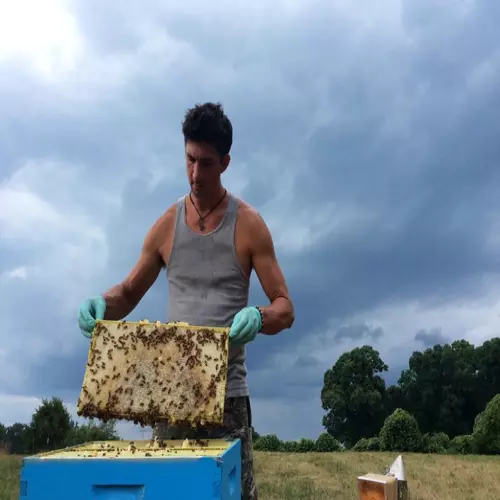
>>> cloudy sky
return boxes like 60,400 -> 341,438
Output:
1,0 -> 499,441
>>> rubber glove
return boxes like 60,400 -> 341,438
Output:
78,295 -> 106,339
229,307 -> 262,346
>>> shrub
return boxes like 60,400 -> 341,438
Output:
353,437 -> 380,452
281,441 -> 299,452
448,434 -> 473,455
422,432 -> 450,453
379,408 -> 422,452
253,434 -> 282,452
472,394 -> 500,454
296,438 -> 316,453
315,432 -> 341,452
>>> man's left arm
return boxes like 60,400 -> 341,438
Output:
251,213 -> 295,335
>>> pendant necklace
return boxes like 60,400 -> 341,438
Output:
189,189 -> 227,232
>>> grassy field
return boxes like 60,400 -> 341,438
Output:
2,451 -> 500,499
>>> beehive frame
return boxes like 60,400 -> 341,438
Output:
77,320 -> 229,427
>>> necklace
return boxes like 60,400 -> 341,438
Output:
189,189 -> 227,232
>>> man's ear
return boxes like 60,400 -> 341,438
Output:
220,153 -> 231,173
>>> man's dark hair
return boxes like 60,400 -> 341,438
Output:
182,102 -> 233,158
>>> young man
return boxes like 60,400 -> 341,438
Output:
78,102 -> 295,499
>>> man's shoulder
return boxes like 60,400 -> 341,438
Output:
233,195 -> 270,235
149,201 -> 179,236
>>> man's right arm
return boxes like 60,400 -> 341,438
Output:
101,214 -> 168,320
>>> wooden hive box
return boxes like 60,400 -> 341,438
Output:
358,473 -> 397,500
77,320 -> 229,427
19,439 -> 241,500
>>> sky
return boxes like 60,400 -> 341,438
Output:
1,0 -> 499,442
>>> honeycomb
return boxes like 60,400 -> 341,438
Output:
77,320 -> 229,427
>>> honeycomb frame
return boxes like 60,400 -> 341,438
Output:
77,320 -> 229,427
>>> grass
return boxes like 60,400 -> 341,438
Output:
2,451 -> 500,499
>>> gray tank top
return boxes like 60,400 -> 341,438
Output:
165,192 -> 250,398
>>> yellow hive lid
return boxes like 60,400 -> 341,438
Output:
34,439 -> 233,459
77,320 -> 229,427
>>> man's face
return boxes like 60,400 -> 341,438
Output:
185,140 -> 229,196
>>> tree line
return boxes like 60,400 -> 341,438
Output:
319,339 -> 500,453
0,397 -> 119,455
253,338 -> 500,454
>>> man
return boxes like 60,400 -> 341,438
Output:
78,102 -> 294,499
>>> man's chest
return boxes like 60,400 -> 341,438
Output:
159,210 -> 252,280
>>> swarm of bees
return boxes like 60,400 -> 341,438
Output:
77,319 -> 229,428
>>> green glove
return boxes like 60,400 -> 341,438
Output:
229,307 -> 262,346
78,295 -> 106,338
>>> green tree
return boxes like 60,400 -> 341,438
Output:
253,434 -> 282,451
295,438 -> 315,453
475,339 -> 500,409
65,419 -> 119,446
30,397 -> 73,452
321,346 -> 388,447
352,436 -> 380,451
472,394 -> 500,454
422,432 -> 450,453
5,423 -> 31,454
251,426 -> 260,443
448,434 -> 473,455
315,432 -> 341,452
281,441 -> 298,452
0,422 -> 5,442
379,408 -> 422,452
398,340 -> 479,437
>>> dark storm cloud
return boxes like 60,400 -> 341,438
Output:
415,328 -> 449,347
2,0 -> 500,439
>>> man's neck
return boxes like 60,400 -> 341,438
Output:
190,185 -> 227,212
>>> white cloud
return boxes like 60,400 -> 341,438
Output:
0,0 -> 83,80
0,266 -> 29,281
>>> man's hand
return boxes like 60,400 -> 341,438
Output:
78,296 -> 106,338
229,307 -> 262,346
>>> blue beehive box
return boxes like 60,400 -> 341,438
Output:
19,438 -> 241,500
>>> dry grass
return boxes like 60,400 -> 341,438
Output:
254,451 -> 500,500
0,455 -> 22,500
1,451 -> 500,499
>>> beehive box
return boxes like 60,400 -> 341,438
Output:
77,320 -> 229,427
358,473 -> 397,500
18,439 -> 241,500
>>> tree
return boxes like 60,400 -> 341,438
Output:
315,432 -> 341,452
251,426 -> 260,443
379,408 -> 422,452
295,438 -> 315,453
422,432 -> 450,453
65,419 -> 120,446
398,340 -> 479,437
5,423 -> 31,454
475,339 -> 500,409
30,397 -> 73,452
253,434 -> 282,451
353,437 -> 380,451
321,346 -> 388,447
0,422 -> 5,442
448,435 -> 473,455
472,394 -> 500,454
